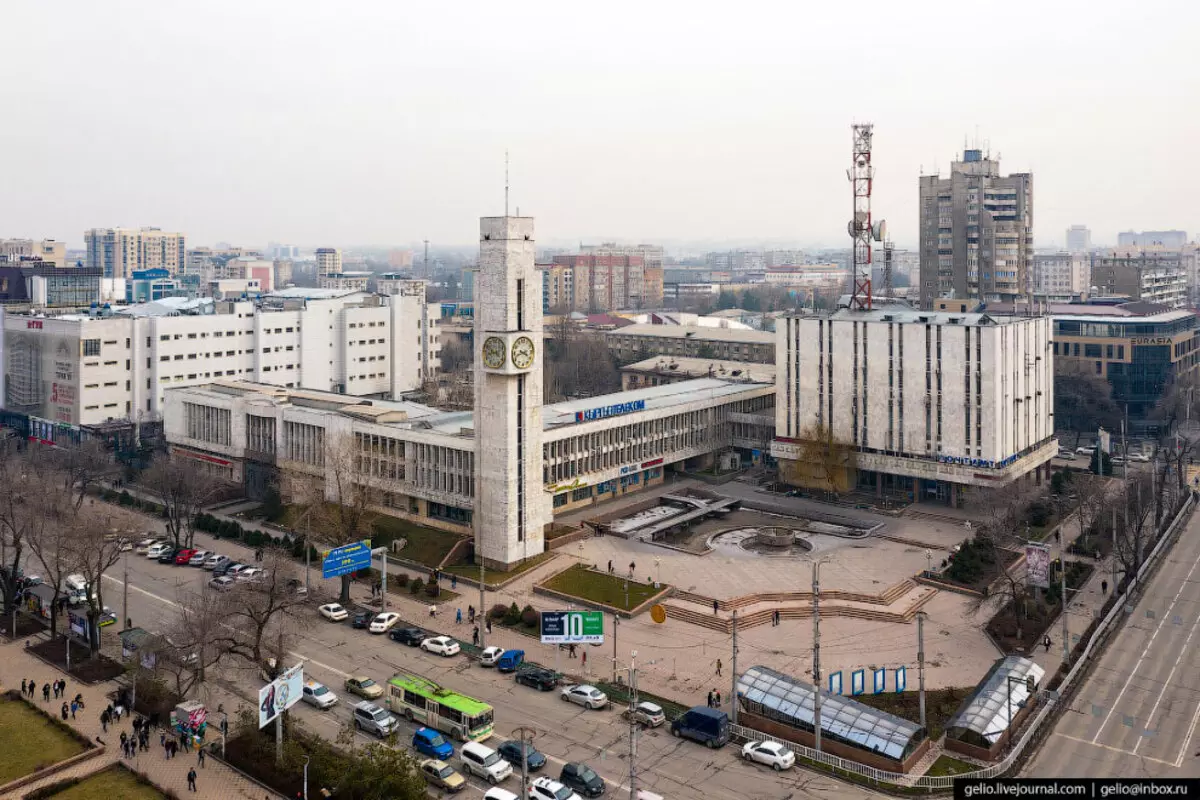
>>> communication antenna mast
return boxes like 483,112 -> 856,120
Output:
848,123 -> 885,310
882,238 -> 895,301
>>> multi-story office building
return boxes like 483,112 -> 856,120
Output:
0,262 -> 102,307
663,283 -> 721,307
0,288 -> 441,436
1065,225 -> 1092,253
773,309 -> 1055,505
1118,230 -> 1188,249
552,254 -> 654,311
1033,252 -> 1090,301
0,239 -> 67,267
919,149 -> 1033,308
318,273 -> 370,292
315,247 -> 342,278
1049,302 -> 1200,420
459,268 -> 478,303
1089,249 -> 1188,307
86,228 -> 187,278
125,269 -> 185,303
604,323 -> 776,364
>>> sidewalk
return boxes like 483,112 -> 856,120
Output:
0,638 -> 281,798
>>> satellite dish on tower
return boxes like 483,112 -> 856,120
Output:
872,220 -> 888,242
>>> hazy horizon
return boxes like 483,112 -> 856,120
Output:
3,1 -> 1196,252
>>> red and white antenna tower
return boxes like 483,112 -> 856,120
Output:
848,123 -> 885,310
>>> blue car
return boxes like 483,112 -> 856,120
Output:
496,649 -> 525,673
412,727 -> 453,760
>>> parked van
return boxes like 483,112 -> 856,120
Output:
496,649 -> 525,673
669,706 -> 730,748
460,741 -> 513,785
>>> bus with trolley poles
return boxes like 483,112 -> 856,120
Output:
386,673 -> 495,742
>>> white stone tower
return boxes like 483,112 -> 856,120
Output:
473,216 -> 550,568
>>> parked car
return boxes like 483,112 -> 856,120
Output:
227,563 -> 252,577
421,635 -> 461,656
319,603 -> 348,622
145,543 -> 171,559
496,650 -> 524,672
670,706 -> 730,748
175,548 -> 197,565
561,685 -> 608,710
207,576 -> 236,592
1129,453 -> 1150,463
205,554 -> 229,570
134,538 -> 162,554
625,701 -> 666,728
559,762 -> 606,797
389,626 -> 426,646
351,610 -> 373,629
483,790 -> 520,800
344,676 -> 383,700
530,776 -> 582,800
235,567 -> 265,582
480,646 -> 505,667
412,727 -> 454,760
515,666 -> 559,692
459,741 -> 513,785
741,740 -> 795,771
1077,446 -> 1096,456
497,739 -> 546,772
301,680 -> 338,709
369,612 -> 401,634
352,701 -> 397,738
189,550 -> 211,566
158,547 -> 183,564
1057,449 -> 1077,461
419,758 -> 466,793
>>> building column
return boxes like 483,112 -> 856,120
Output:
876,471 -> 883,499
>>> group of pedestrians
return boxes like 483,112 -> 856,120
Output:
707,688 -> 722,708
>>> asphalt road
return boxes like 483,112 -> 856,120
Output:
1025,509 -> 1200,779
91,529 -> 886,800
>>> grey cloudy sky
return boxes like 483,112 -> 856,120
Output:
2,0 -> 1196,251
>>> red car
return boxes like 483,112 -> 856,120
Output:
174,548 -> 197,565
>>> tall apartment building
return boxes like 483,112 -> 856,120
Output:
315,247 -> 343,278
706,250 -> 766,272
538,264 -> 573,312
918,149 -> 1033,309
86,228 -> 187,278
552,254 -> 656,311
1090,249 -> 1188,307
1032,252 -> 1090,301
1118,230 -> 1187,249
1065,225 -> 1092,253
0,239 -> 67,267
0,288 -> 440,435
580,242 -> 664,270
772,309 -> 1055,506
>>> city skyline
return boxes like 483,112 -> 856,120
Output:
2,1 -> 1196,250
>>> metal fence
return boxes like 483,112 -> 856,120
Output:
728,494 -> 1196,792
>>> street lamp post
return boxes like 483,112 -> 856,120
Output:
303,755 -> 310,800
654,557 -> 661,588
216,705 -> 229,759
512,727 -> 536,797
122,549 -> 130,631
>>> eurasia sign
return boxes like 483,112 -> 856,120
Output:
575,399 -> 646,423
540,610 -> 604,644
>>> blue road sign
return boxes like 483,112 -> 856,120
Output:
322,540 -> 372,580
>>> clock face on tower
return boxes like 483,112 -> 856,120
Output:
511,336 -> 535,369
481,336 -> 506,369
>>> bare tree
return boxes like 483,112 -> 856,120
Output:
142,457 -> 226,548
47,439 -> 117,512
0,445 -> 48,619
24,494 -> 81,640
1113,472 -> 1157,583
66,504 -> 139,653
157,586 -> 232,698
780,423 -> 857,497
306,434 -> 381,604
972,485 -> 1032,640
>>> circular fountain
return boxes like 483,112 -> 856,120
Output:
707,526 -> 814,557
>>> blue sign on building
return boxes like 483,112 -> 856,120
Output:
575,399 -> 646,423
322,539 -> 373,579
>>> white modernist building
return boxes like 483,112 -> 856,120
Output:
0,288 -> 440,437
772,309 -> 1055,505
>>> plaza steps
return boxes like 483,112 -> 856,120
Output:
673,578 -> 915,612
663,585 -> 938,633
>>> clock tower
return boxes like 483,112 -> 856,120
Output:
473,216 -> 550,568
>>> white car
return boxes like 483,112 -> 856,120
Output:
480,646 -> 505,667
530,776 -> 583,800
189,550 -> 211,566
301,679 -> 339,709
207,576 -> 236,592
741,740 -> 796,771
145,543 -> 171,559
1129,453 -> 1150,463
203,554 -> 226,569
421,636 -> 461,657
369,612 -> 401,634
235,567 -> 266,582
560,684 -> 608,710
319,603 -> 348,622
134,538 -> 161,554
227,564 -> 252,577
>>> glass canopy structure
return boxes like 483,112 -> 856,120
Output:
945,655 -> 1044,748
737,665 -> 925,761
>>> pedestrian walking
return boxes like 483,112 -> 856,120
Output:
707,690 -> 714,708
198,746 -> 206,767
71,700 -> 79,719
713,599 -> 719,615
468,605 -> 475,623
187,767 -> 198,792
456,608 -> 462,624
61,702 -> 69,720
1043,634 -> 1051,652
486,619 -> 492,634
1102,579 -> 1108,594
773,609 -> 780,627
42,683 -> 50,702
715,690 -> 722,706
608,560 -> 613,575
101,710 -> 109,731
451,574 -> 457,590
629,561 -> 636,577
161,731 -> 167,749
472,627 -> 479,646
21,679 -> 27,695
429,604 -> 436,617
581,650 -> 587,669
716,658 -> 723,677
568,643 -> 577,658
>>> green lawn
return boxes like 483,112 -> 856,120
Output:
540,563 -> 663,611
443,551 -> 557,585
45,765 -> 166,800
924,754 -> 979,778
0,697 -> 87,785
371,515 -> 467,568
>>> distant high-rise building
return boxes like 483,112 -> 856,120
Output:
1065,225 -> 1092,253
85,227 -> 186,278
552,254 -> 653,311
387,249 -> 414,269
537,264 -> 573,312
315,247 -> 342,278
1033,252 -> 1090,301
918,149 -> 1033,309
1118,230 -> 1188,249
0,239 -> 67,268
1091,249 -> 1188,307
580,242 -> 664,271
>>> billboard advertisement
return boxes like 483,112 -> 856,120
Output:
258,662 -> 303,729
540,610 -> 604,644
1025,543 -> 1052,589
321,540 -> 372,580
67,611 -> 87,640
2,328 -> 80,425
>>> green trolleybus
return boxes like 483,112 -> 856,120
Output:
386,673 -> 495,741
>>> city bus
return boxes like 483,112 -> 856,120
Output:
386,673 -> 495,742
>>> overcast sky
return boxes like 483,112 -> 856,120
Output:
2,1 -> 1196,252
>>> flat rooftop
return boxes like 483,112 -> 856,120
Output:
606,323 -> 775,344
621,356 -> 775,384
